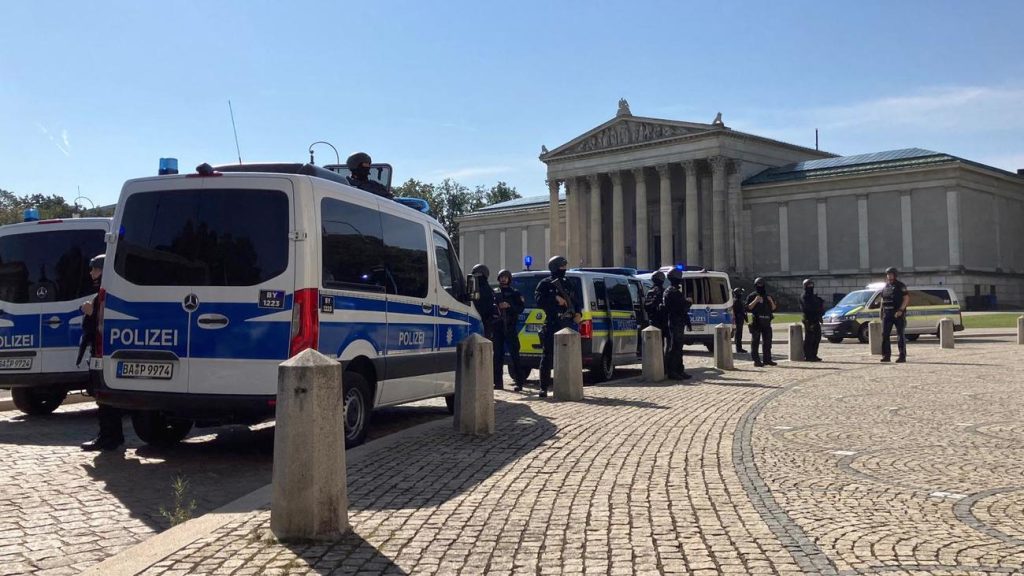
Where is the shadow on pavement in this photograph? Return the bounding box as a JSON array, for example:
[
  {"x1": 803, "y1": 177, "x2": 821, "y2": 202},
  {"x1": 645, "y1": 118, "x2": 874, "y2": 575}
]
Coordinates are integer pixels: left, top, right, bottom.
[
  {"x1": 273, "y1": 532, "x2": 410, "y2": 575},
  {"x1": 0, "y1": 404, "x2": 100, "y2": 447},
  {"x1": 580, "y1": 396, "x2": 667, "y2": 409}
]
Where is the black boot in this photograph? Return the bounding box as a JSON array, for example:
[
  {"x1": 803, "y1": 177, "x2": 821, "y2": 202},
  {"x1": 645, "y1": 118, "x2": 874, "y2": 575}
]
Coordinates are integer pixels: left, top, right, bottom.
[
  {"x1": 752, "y1": 355, "x2": 763, "y2": 367},
  {"x1": 81, "y1": 435, "x2": 124, "y2": 451}
]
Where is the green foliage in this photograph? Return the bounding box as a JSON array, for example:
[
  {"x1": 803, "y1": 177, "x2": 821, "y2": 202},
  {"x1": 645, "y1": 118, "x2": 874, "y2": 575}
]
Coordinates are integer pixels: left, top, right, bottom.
[
  {"x1": 392, "y1": 178, "x2": 520, "y2": 253},
  {"x1": 159, "y1": 475, "x2": 197, "y2": 527},
  {"x1": 0, "y1": 188, "x2": 112, "y2": 225}
]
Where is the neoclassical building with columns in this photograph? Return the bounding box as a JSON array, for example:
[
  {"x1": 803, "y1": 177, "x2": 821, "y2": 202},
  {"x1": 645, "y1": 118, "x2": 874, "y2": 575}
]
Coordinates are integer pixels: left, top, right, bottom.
[{"x1": 458, "y1": 101, "x2": 1024, "y2": 307}]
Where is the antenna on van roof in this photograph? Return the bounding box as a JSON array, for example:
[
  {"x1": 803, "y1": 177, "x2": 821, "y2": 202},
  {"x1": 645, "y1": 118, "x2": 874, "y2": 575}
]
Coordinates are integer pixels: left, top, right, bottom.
[{"x1": 228, "y1": 100, "x2": 242, "y2": 164}]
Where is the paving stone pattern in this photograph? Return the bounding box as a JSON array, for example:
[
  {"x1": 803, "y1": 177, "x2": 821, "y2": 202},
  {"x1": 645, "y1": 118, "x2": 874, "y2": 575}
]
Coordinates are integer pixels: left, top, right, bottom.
[{"x1": 134, "y1": 338, "x2": 1024, "y2": 575}]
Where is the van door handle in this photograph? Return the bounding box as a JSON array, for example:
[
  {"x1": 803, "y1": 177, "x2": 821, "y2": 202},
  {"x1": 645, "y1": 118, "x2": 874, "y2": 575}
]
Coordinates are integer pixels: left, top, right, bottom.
[
  {"x1": 421, "y1": 303, "x2": 433, "y2": 314},
  {"x1": 438, "y1": 306, "x2": 450, "y2": 316},
  {"x1": 45, "y1": 316, "x2": 62, "y2": 328},
  {"x1": 197, "y1": 314, "x2": 230, "y2": 329}
]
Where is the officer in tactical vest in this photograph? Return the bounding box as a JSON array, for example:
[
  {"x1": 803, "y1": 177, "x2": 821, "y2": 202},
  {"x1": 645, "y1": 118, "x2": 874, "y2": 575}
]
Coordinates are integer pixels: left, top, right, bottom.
[
  {"x1": 345, "y1": 152, "x2": 392, "y2": 198},
  {"x1": 800, "y1": 279, "x2": 825, "y2": 362},
  {"x1": 535, "y1": 256, "x2": 581, "y2": 397},
  {"x1": 732, "y1": 287, "x2": 748, "y2": 354},
  {"x1": 80, "y1": 255, "x2": 126, "y2": 451},
  {"x1": 471, "y1": 264, "x2": 502, "y2": 389},
  {"x1": 746, "y1": 277, "x2": 778, "y2": 367},
  {"x1": 493, "y1": 269, "x2": 526, "y2": 391},
  {"x1": 643, "y1": 271, "x2": 669, "y2": 369},
  {"x1": 879, "y1": 266, "x2": 910, "y2": 363},
  {"x1": 663, "y1": 268, "x2": 693, "y2": 380}
]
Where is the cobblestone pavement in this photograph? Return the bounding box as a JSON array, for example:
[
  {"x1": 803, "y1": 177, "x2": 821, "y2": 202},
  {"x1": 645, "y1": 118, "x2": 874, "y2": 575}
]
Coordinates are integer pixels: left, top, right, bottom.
[
  {"x1": 0, "y1": 397, "x2": 452, "y2": 575},
  {"x1": 116, "y1": 337, "x2": 1023, "y2": 576}
]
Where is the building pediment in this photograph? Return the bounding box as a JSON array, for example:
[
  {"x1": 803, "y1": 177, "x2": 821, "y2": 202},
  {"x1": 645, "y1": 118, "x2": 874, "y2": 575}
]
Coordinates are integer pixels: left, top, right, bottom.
[{"x1": 541, "y1": 116, "x2": 721, "y2": 161}]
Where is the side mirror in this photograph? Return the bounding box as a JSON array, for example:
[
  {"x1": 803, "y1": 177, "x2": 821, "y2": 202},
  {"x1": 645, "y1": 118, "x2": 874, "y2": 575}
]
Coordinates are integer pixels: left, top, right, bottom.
[{"x1": 465, "y1": 275, "x2": 479, "y2": 303}]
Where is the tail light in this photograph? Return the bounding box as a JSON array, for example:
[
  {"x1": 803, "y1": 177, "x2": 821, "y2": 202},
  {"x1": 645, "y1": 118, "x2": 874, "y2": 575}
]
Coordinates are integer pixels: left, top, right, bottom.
[
  {"x1": 94, "y1": 288, "x2": 106, "y2": 358},
  {"x1": 578, "y1": 319, "x2": 593, "y2": 339},
  {"x1": 289, "y1": 288, "x2": 320, "y2": 357}
]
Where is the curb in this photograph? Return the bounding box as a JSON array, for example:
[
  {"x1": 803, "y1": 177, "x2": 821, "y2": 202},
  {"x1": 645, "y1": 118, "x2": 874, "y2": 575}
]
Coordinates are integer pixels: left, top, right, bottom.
[{"x1": 0, "y1": 392, "x2": 94, "y2": 414}]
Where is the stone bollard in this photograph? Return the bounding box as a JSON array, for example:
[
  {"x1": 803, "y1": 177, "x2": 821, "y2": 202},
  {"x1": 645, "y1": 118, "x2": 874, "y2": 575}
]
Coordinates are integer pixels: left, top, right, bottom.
[
  {"x1": 789, "y1": 323, "x2": 805, "y2": 361},
  {"x1": 641, "y1": 326, "x2": 666, "y2": 382},
  {"x1": 271, "y1": 349, "x2": 349, "y2": 541},
  {"x1": 714, "y1": 324, "x2": 734, "y2": 370},
  {"x1": 1018, "y1": 316, "x2": 1024, "y2": 345},
  {"x1": 554, "y1": 328, "x2": 584, "y2": 401},
  {"x1": 868, "y1": 320, "x2": 883, "y2": 356},
  {"x1": 454, "y1": 333, "x2": 494, "y2": 436},
  {"x1": 939, "y1": 318, "x2": 955, "y2": 349}
]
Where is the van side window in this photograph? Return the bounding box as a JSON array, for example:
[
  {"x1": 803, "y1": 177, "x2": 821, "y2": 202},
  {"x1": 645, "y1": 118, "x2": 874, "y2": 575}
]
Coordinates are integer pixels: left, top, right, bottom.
[
  {"x1": 594, "y1": 280, "x2": 607, "y2": 308},
  {"x1": 380, "y1": 213, "x2": 429, "y2": 299},
  {"x1": 321, "y1": 198, "x2": 386, "y2": 292},
  {"x1": 607, "y1": 279, "x2": 633, "y2": 311},
  {"x1": 433, "y1": 231, "x2": 464, "y2": 299},
  {"x1": 707, "y1": 277, "x2": 729, "y2": 305},
  {"x1": 0, "y1": 229, "x2": 105, "y2": 304},
  {"x1": 910, "y1": 289, "x2": 951, "y2": 307}
]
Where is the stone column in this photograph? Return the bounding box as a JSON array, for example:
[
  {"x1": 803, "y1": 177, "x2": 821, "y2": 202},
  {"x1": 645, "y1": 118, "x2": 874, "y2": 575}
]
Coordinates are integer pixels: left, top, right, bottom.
[
  {"x1": 900, "y1": 191, "x2": 913, "y2": 268},
  {"x1": 682, "y1": 160, "x2": 699, "y2": 267},
  {"x1": 857, "y1": 195, "x2": 870, "y2": 271},
  {"x1": 564, "y1": 177, "x2": 577, "y2": 266},
  {"x1": 656, "y1": 164, "x2": 672, "y2": 266},
  {"x1": 632, "y1": 168, "x2": 649, "y2": 270},
  {"x1": 709, "y1": 156, "x2": 729, "y2": 272},
  {"x1": 548, "y1": 179, "x2": 560, "y2": 259},
  {"x1": 946, "y1": 189, "x2": 961, "y2": 267},
  {"x1": 588, "y1": 174, "x2": 603, "y2": 266},
  {"x1": 817, "y1": 199, "x2": 828, "y2": 272},
  {"x1": 610, "y1": 171, "x2": 625, "y2": 267},
  {"x1": 727, "y1": 159, "x2": 743, "y2": 272},
  {"x1": 779, "y1": 203, "x2": 790, "y2": 272}
]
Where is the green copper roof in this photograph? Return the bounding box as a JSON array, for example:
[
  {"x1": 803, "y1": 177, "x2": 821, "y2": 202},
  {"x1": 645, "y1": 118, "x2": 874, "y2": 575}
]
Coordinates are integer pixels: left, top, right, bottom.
[
  {"x1": 476, "y1": 192, "x2": 564, "y2": 213},
  {"x1": 743, "y1": 148, "x2": 959, "y2": 185}
]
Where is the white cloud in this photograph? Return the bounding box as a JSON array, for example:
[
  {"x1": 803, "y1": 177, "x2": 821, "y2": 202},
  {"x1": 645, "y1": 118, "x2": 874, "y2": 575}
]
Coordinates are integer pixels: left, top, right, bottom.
[
  {"x1": 61, "y1": 129, "x2": 70, "y2": 150},
  {"x1": 35, "y1": 122, "x2": 70, "y2": 157}
]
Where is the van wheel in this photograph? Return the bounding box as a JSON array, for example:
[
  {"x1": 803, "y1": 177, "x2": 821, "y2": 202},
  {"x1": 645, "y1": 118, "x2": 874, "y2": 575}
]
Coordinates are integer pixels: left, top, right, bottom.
[
  {"x1": 857, "y1": 323, "x2": 870, "y2": 344},
  {"x1": 444, "y1": 394, "x2": 455, "y2": 415},
  {"x1": 131, "y1": 411, "x2": 193, "y2": 446},
  {"x1": 589, "y1": 348, "x2": 615, "y2": 383},
  {"x1": 827, "y1": 336, "x2": 844, "y2": 344},
  {"x1": 906, "y1": 334, "x2": 919, "y2": 342},
  {"x1": 343, "y1": 371, "x2": 372, "y2": 448},
  {"x1": 11, "y1": 388, "x2": 67, "y2": 416}
]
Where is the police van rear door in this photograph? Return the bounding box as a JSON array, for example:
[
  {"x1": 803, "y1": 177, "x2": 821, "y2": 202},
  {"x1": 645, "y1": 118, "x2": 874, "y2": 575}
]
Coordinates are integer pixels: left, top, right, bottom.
[{"x1": 0, "y1": 225, "x2": 44, "y2": 376}]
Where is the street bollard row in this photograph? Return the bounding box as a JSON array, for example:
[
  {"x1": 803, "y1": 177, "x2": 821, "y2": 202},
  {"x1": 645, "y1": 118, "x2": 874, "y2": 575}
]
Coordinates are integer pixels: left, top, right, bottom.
[
  {"x1": 788, "y1": 323, "x2": 804, "y2": 362},
  {"x1": 642, "y1": 326, "x2": 666, "y2": 382},
  {"x1": 713, "y1": 324, "x2": 734, "y2": 370},
  {"x1": 454, "y1": 333, "x2": 495, "y2": 436}
]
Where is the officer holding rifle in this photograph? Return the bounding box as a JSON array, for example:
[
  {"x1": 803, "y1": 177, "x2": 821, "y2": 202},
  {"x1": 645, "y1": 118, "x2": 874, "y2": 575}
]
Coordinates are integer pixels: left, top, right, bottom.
[{"x1": 535, "y1": 256, "x2": 581, "y2": 398}]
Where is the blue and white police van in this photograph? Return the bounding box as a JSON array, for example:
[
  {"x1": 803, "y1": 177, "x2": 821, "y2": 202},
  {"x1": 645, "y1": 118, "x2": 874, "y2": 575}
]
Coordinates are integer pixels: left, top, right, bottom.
[
  {"x1": 92, "y1": 162, "x2": 481, "y2": 447},
  {"x1": 636, "y1": 266, "x2": 734, "y2": 351},
  {"x1": 0, "y1": 214, "x2": 110, "y2": 414}
]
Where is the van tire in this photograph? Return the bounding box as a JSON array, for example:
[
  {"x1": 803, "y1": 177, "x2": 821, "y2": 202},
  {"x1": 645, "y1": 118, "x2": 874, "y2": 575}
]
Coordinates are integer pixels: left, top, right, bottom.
[
  {"x1": 827, "y1": 336, "x2": 844, "y2": 344},
  {"x1": 11, "y1": 388, "x2": 67, "y2": 416},
  {"x1": 589, "y1": 347, "x2": 614, "y2": 383},
  {"x1": 857, "y1": 323, "x2": 870, "y2": 344},
  {"x1": 343, "y1": 371, "x2": 372, "y2": 448},
  {"x1": 906, "y1": 334, "x2": 919, "y2": 342},
  {"x1": 131, "y1": 411, "x2": 193, "y2": 446},
  {"x1": 444, "y1": 394, "x2": 455, "y2": 415}
]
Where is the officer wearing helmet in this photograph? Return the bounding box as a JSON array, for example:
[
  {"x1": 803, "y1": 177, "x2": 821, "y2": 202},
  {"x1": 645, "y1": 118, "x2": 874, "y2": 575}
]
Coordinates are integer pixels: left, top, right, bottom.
[
  {"x1": 471, "y1": 264, "x2": 502, "y2": 388},
  {"x1": 643, "y1": 271, "x2": 669, "y2": 365},
  {"x1": 731, "y1": 287, "x2": 748, "y2": 354},
  {"x1": 745, "y1": 277, "x2": 778, "y2": 367},
  {"x1": 493, "y1": 269, "x2": 526, "y2": 391},
  {"x1": 345, "y1": 152, "x2": 391, "y2": 198},
  {"x1": 879, "y1": 266, "x2": 910, "y2": 363},
  {"x1": 80, "y1": 254, "x2": 126, "y2": 451},
  {"x1": 663, "y1": 268, "x2": 693, "y2": 380},
  {"x1": 800, "y1": 278, "x2": 825, "y2": 362},
  {"x1": 534, "y1": 256, "x2": 581, "y2": 397}
]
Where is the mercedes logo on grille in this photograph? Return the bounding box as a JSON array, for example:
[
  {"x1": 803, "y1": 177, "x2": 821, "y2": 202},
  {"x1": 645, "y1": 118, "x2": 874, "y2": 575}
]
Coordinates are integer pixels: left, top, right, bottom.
[
  {"x1": 35, "y1": 286, "x2": 49, "y2": 300},
  {"x1": 182, "y1": 294, "x2": 199, "y2": 312}
]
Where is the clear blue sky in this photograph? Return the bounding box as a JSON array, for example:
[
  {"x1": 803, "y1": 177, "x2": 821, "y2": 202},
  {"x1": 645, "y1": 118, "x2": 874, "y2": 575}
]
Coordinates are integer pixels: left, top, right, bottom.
[{"x1": 2, "y1": 0, "x2": 1022, "y2": 207}]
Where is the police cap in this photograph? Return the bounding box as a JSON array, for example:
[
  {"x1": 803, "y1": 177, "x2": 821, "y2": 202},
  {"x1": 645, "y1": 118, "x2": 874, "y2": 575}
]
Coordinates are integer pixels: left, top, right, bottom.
[
  {"x1": 471, "y1": 264, "x2": 489, "y2": 279},
  {"x1": 547, "y1": 255, "x2": 568, "y2": 275},
  {"x1": 346, "y1": 152, "x2": 372, "y2": 170},
  {"x1": 89, "y1": 254, "x2": 105, "y2": 270}
]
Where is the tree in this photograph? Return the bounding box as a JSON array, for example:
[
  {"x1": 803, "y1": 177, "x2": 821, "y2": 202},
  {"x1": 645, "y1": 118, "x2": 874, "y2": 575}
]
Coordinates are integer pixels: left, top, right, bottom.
[
  {"x1": 391, "y1": 178, "x2": 519, "y2": 253},
  {"x1": 484, "y1": 181, "x2": 519, "y2": 205},
  {"x1": 0, "y1": 188, "x2": 111, "y2": 225}
]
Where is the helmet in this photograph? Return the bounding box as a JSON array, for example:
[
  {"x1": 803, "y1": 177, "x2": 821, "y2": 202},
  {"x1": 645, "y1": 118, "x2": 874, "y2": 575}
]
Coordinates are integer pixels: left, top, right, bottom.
[
  {"x1": 732, "y1": 287, "x2": 745, "y2": 296},
  {"x1": 346, "y1": 152, "x2": 372, "y2": 170},
  {"x1": 885, "y1": 266, "x2": 898, "y2": 275},
  {"x1": 471, "y1": 264, "x2": 489, "y2": 279},
  {"x1": 89, "y1": 254, "x2": 105, "y2": 270},
  {"x1": 651, "y1": 271, "x2": 665, "y2": 284},
  {"x1": 667, "y1": 268, "x2": 683, "y2": 282},
  {"x1": 547, "y1": 255, "x2": 568, "y2": 275},
  {"x1": 802, "y1": 278, "x2": 814, "y2": 287},
  {"x1": 497, "y1": 269, "x2": 512, "y2": 282},
  {"x1": 754, "y1": 277, "x2": 765, "y2": 286}
]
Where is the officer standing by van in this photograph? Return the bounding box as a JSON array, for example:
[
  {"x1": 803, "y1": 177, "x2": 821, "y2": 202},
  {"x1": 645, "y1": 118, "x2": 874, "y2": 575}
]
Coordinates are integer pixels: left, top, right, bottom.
[
  {"x1": 732, "y1": 287, "x2": 748, "y2": 354},
  {"x1": 643, "y1": 271, "x2": 669, "y2": 368},
  {"x1": 800, "y1": 279, "x2": 825, "y2": 362},
  {"x1": 471, "y1": 264, "x2": 503, "y2": 388},
  {"x1": 663, "y1": 268, "x2": 693, "y2": 381},
  {"x1": 80, "y1": 255, "x2": 125, "y2": 451},
  {"x1": 344, "y1": 152, "x2": 392, "y2": 198},
  {"x1": 746, "y1": 277, "x2": 778, "y2": 367},
  {"x1": 535, "y1": 256, "x2": 581, "y2": 398},
  {"x1": 880, "y1": 266, "x2": 910, "y2": 363},
  {"x1": 494, "y1": 269, "x2": 527, "y2": 391}
]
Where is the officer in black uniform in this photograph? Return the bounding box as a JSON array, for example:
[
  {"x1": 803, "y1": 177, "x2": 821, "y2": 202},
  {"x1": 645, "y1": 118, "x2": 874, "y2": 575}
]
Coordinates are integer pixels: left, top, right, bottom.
[
  {"x1": 80, "y1": 255, "x2": 126, "y2": 451},
  {"x1": 535, "y1": 256, "x2": 581, "y2": 398},
  {"x1": 345, "y1": 152, "x2": 392, "y2": 198},
  {"x1": 800, "y1": 279, "x2": 825, "y2": 362},
  {"x1": 471, "y1": 264, "x2": 502, "y2": 388},
  {"x1": 643, "y1": 271, "x2": 669, "y2": 369},
  {"x1": 493, "y1": 269, "x2": 526, "y2": 391},
  {"x1": 732, "y1": 287, "x2": 748, "y2": 354},
  {"x1": 663, "y1": 268, "x2": 693, "y2": 381},
  {"x1": 746, "y1": 277, "x2": 778, "y2": 367},
  {"x1": 879, "y1": 266, "x2": 910, "y2": 363}
]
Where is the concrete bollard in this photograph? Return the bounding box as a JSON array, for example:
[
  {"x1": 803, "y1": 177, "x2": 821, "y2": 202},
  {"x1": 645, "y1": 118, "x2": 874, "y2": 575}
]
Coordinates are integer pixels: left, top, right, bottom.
[
  {"x1": 789, "y1": 323, "x2": 805, "y2": 361},
  {"x1": 554, "y1": 328, "x2": 584, "y2": 401},
  {"x1": 641, "y1": 326, "x2": 665, "y2": 382},
  {"x1": 1018, "y1": 316, "x2": 1024, "y2": 345},
  {"x1": 454, "y1": 333, "x2": 495, "y2": 436},
  {"x1": 713, "y1": 324, "x2": 734, "y2": 370},
  {"x1": 869, "y1": 320, "x2": 883, "y2": 356},
  {"x1": 271, "y1": 349, "x2": 348, "y2": 541},
  {"x1": 939, "y1": 318, "x2": 955, "y2": 349}
]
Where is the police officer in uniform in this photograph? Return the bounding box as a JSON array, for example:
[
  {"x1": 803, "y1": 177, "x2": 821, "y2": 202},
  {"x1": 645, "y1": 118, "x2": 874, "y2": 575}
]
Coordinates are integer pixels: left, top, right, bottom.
[
  {"x1": 746, "y1": 277, "x2": 778, "y2": 367},
  {"x1": 535, "y1": 256, "x2": 581, "y2": 398},
  {"x1": 345, "y1": 152, "x2": 392, "y2": 198},
  {"x1": 663, "y1": 268, "x2": 693, "y2": 380},
  {"x1": 879, "y1": 266, "x2": 910, "y2": 363},
  {"x1": 732, "y1": 287, "x2": 748, "y2": 354},
  {"x1": 643, "y1": 271, "x2": 669, "y2": 369},
  {"x1": 471, "y1": 264, "x2": 502, "y2": 388},
  {"x1": 800, "y1": 279, "x2": 825, "y2": 362},
  {"x1": 493, "y1": 269, "x2": 527, "y2": 391},
  {"x1": 80, "y1": 255, "x2": 126, "y2": 451}
]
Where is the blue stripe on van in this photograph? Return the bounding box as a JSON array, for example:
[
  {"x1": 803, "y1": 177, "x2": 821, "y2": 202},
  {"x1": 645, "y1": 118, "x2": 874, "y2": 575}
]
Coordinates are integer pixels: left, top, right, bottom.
[{"x1": 0, "y1": 312, "x2": 41, "y2": 350}]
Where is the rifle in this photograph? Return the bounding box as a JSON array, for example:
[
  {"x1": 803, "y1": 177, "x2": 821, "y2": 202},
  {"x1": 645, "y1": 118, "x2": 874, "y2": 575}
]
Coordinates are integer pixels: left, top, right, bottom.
[{"x1": 551, "y1": 277, "x2": 576, "y2": 321}]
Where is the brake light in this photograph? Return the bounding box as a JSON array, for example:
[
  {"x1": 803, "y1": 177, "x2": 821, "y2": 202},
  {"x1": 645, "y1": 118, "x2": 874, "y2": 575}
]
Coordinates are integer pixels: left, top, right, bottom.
[
  {"x1": 94, "y1": 288, "x2": 106, "y2": 358},
  {"x1": 37, "y1": 219, "x2": 64, "y2": 225},
  {"x1": 578, "y1": 319, "x2": 593, "y2": 339},
  {"x1": 289, "y1": 288, "x2": 320, "y2": 357}
]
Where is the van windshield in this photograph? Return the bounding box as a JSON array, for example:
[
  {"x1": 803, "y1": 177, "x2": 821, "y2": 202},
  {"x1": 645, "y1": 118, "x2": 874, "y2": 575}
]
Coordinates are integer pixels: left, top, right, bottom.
[
  {"x1": 0, "y1": 229, "x2": 106, "y2": 303},
  {"x1": 113, "y1": 189, "x2": 289, "y2": 286},
  {"x1": 683, "y1": 276, "x2": 731, "y2": 305},
  {"x1": 513, "y1": 275, "x2": 584, "y2": 309},
  {"x1": 836, "y1": 290, "x2": 874, "y2": 307}
]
